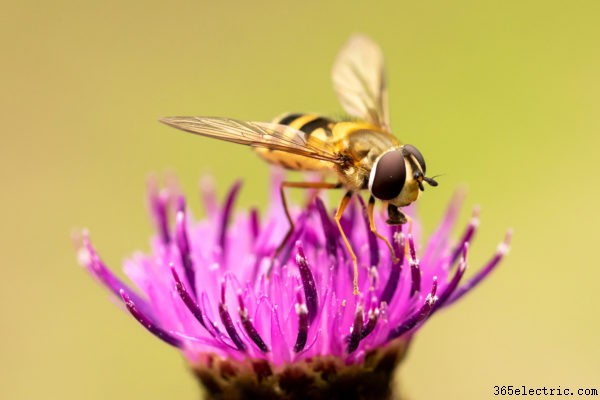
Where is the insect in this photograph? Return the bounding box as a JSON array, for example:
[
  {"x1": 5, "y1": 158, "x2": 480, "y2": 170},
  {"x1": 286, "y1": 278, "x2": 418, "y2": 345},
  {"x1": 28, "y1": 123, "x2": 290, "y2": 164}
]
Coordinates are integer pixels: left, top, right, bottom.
[{"x1": 160, "y1": 34, "x2": 438, "y2": 295}]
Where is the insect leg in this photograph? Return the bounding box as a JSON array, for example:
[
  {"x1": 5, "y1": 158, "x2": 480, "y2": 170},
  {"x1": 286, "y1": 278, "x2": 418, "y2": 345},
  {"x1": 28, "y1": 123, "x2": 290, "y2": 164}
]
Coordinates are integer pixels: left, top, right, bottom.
[
  {"x1": 368, "y1": 196, "x2": 399, "y2": 263},
  {"x1": 271, "y1": 181, "x2": 342, "y2": 271},
  {"x1": 335, "y1": 191, "x2": 361, "y2": 295}
]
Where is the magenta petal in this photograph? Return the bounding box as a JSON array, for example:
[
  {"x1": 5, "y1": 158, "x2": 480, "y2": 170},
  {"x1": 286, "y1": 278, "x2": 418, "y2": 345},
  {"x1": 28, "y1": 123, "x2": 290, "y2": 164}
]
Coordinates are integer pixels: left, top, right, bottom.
[
  {"x1": 218, "y1": 180, "x2": 242, "y2": 256},
  {"x1": 175, "y1": 198, "x2": 196, "y2": 297},
  {"x1": 120, "y1": 290, "x2": 181, "y2": 347},
  {"x1": 238, "y1": 294, "x2": 269, "y2": 353},
  {"x1": 294, "y1": 241, "x2": 319, "y2": 323},
  {"x1": 79, "y1": 235, "x2": 155, "y2": 321},
  {"x1": 171, "y1": 266, "x2": 209, "y2": 333},
  {"x1": 446, "y1": 230, "x2": 512, "y2": 306},
  {"x1": 387, "y1": 294, "x2": 437, "y2": 340}
]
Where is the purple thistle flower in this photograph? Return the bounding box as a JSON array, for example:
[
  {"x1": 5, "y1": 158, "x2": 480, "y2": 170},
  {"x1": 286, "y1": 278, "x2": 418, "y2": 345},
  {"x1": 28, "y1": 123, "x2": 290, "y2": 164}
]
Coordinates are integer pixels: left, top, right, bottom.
[{"x1": 78, "y1": 173, "x2": 511, "y2": 400}]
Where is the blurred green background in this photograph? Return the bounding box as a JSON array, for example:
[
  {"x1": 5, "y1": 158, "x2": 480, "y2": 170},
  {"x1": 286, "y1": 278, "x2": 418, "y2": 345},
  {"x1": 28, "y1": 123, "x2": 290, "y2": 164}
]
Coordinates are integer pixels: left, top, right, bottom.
[{"x1": 2, "y1": 1, "x2": 599, "y2": 399}]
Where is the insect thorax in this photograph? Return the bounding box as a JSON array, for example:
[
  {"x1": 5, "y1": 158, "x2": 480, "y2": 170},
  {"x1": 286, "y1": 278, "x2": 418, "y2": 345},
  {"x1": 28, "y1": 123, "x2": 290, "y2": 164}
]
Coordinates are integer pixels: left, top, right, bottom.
[{"x1": 334, "y1": 123, "x2": 400, "y2": 191}]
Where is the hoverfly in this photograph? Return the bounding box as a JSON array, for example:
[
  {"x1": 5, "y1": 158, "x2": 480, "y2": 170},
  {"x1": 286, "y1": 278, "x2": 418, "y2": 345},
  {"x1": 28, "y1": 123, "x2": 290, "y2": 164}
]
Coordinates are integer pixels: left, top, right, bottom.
[{"x1": 161, "y1": 34, "x2": 438, "y2": 295}]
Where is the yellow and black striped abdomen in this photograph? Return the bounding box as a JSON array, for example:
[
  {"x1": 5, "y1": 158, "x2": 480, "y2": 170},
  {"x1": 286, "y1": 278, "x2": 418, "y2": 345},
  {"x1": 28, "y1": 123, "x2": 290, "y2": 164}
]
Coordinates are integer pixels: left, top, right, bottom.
[
  {"x1": 254, "y1": 113, "x2": 336, "y2": 171},
  {"x1": 275, "y1": 113, "x2": 335, "y2": 142}
]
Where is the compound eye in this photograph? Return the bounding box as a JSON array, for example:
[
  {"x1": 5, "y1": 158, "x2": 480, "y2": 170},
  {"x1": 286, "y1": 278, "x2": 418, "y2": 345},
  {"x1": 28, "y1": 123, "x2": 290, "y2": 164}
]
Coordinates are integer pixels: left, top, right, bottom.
[
  {"x1": 403, "y1": 144, "x2": 426, "y2": 174},
  {"x1": 368, "y1": 150, "x2": 406, "y2": 200}
]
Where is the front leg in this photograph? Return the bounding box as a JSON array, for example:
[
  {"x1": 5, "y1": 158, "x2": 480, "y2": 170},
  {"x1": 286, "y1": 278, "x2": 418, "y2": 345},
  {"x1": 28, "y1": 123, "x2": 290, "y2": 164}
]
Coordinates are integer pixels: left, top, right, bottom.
[
  {"x1": 334, "y1": 191, "x2": 361, "y2": 295},
  {"x1": 367, "y1": 196, "x2": 399, "y2": 263}
]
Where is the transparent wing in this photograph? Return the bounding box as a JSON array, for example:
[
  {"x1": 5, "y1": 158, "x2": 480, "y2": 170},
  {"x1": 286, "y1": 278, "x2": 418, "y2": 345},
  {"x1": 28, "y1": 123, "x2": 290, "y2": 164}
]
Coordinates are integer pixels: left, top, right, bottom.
[
  {"x1": 160, "y1": 116, "x2": 343, "y2": 164},
  {"x1": 332, "y1": 34, "x2": 390, "y2": 130}
]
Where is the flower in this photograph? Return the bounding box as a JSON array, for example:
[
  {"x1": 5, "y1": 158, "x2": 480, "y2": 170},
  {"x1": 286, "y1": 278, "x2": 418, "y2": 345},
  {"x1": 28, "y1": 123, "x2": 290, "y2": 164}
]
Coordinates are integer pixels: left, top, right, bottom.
[{"x1": 78, "y1": 173, "x2": 510, "y2": 400}]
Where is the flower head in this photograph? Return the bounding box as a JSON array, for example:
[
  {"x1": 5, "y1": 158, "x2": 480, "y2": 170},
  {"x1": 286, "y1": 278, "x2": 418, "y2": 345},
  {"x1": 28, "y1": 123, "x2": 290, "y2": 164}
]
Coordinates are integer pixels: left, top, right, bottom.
[{"x1": 78, "y1": 174, "x2": 510, "y2": 399}]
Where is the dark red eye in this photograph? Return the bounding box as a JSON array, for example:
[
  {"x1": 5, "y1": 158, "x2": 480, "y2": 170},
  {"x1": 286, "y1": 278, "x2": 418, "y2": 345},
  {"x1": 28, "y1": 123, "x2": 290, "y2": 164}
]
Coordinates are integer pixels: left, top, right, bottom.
[{"x1": 368, "y1": 150, "x2": 406, "y2": 200}]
